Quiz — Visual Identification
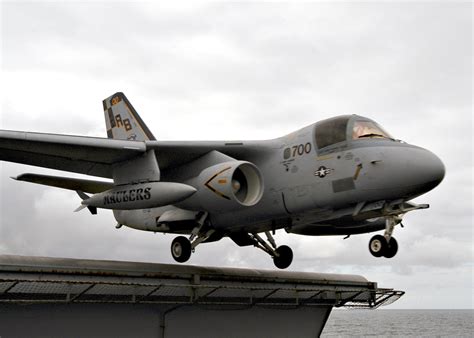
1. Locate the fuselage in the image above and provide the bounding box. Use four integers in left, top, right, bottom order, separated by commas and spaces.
116, 114, 445, 236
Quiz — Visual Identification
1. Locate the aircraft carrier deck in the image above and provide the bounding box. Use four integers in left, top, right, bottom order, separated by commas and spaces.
0, 255, 403, 337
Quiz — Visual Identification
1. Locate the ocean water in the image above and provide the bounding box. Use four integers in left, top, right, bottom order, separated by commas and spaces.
321, 309, 473, 337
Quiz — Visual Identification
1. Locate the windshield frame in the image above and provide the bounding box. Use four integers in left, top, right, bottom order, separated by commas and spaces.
314, 116, 351, 155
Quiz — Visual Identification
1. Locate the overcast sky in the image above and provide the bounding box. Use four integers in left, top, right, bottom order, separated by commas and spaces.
0, 1, 472, 309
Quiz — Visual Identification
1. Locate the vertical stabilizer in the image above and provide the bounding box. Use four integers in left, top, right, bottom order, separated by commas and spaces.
103, 92, 156, 141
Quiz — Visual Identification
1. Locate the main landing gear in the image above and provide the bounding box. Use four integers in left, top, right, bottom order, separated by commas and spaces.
250, 231, 294, 269
170, 230, 294, 269
171, 236, 192, 263
170, 212, 215, 263
168, 212, 293, 268
369, 216, 400, 258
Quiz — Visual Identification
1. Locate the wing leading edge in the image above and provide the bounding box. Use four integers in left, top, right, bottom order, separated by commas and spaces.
0, 130, 272, 178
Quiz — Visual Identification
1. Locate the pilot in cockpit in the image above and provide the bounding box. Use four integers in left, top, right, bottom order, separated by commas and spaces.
352, 120, 393, 140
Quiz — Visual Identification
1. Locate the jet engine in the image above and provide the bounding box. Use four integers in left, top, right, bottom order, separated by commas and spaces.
178, 161, 264, 213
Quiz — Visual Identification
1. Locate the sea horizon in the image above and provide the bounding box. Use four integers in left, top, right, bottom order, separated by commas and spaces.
333, 308, 473, 310
322, 309, 473, 337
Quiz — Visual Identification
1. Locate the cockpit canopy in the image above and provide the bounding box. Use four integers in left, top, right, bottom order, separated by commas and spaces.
352, 120, 393, 140
315, 115, 394, 152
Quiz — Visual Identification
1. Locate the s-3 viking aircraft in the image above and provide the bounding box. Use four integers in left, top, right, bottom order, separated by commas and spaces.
0, 93, 445, 268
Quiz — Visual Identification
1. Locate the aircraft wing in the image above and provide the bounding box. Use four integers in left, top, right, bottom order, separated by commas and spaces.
0, 130, 146, 178
0, 130, 272, 178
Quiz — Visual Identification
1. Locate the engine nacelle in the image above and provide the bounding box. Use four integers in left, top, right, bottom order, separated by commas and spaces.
178, 161, 264, 213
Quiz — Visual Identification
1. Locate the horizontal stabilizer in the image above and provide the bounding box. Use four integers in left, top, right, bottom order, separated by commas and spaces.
13, 173, 113, 194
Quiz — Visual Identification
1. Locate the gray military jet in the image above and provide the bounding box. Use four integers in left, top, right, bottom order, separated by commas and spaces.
0, 93, 445, 268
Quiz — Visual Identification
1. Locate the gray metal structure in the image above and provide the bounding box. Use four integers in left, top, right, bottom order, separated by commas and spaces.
0, 92, 445, 268
0, 255, 403, 338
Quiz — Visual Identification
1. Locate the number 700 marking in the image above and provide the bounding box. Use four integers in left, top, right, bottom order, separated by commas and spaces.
284, 142, 312, 159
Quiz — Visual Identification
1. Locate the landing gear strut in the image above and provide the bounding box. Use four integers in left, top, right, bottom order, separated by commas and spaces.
170, 212, 215, 263
250, 231, 293, 269
369, 216, 400, 258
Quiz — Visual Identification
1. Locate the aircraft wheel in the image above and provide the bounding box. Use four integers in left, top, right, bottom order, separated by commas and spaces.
383, 237, 398, 258
273, 245, 293, 269
171, 236, 192, 263
369, 235, 387, 258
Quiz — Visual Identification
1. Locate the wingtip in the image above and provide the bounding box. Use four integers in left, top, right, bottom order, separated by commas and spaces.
74, 205, 87, 212
11, 173, 28, 181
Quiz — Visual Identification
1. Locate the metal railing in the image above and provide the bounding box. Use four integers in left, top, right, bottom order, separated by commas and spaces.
0, 278, 403, 308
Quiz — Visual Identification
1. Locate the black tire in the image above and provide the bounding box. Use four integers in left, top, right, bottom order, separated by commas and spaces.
273, 245, 293, 269
383, 237, 398, 258
171, 236, 192, 263
369, 235, 387, 258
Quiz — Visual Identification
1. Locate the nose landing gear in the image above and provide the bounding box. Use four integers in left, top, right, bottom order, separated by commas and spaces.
369, 216, 400, 258
369, 235, 398, 258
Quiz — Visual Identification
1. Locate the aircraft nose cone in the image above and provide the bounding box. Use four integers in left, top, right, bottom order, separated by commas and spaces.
410, 148, 445, 192
361, 145, 445, 201
428, 151, 445, 186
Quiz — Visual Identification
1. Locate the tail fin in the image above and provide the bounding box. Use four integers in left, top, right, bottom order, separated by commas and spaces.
102, 92, 156, 141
